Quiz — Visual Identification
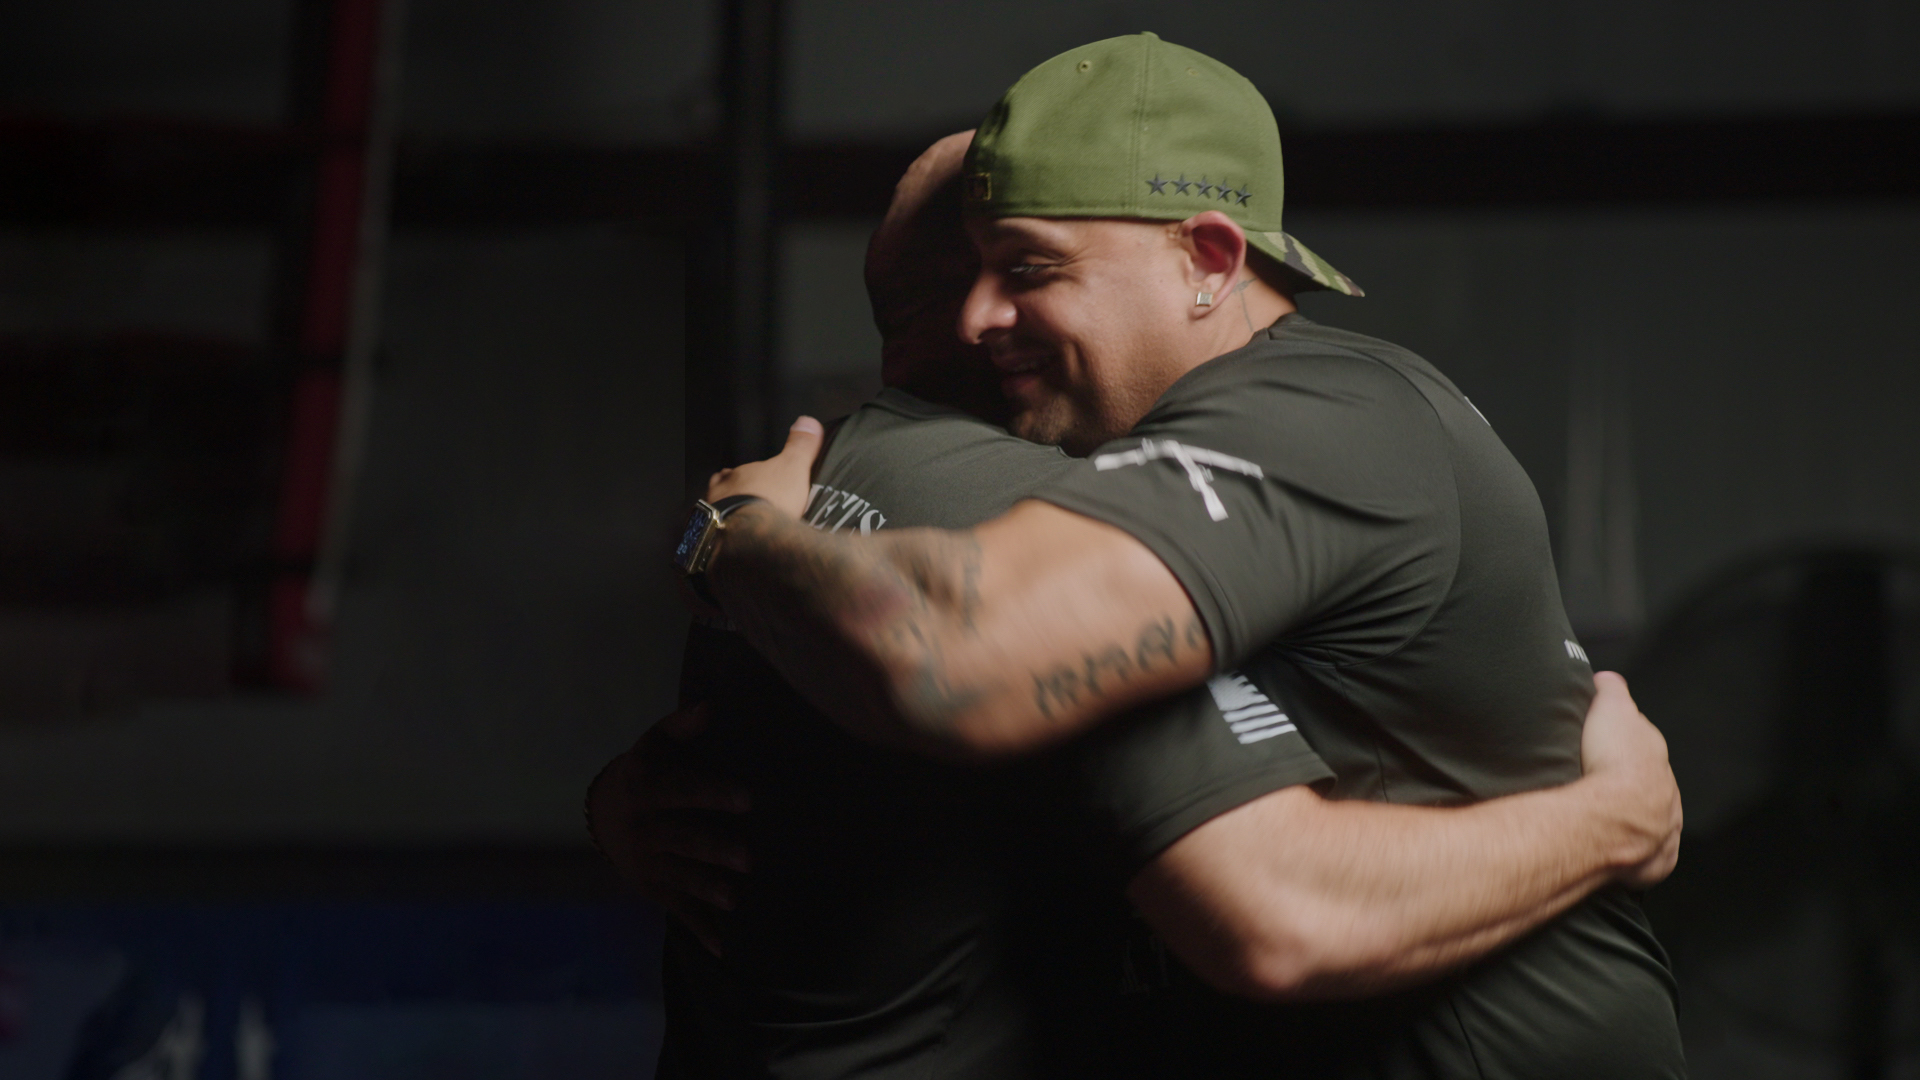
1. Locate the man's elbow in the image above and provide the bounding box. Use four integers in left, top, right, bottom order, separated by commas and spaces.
876, 679, 1045, 760
1206, 924, 1326, 1003
814, 646, 1019, 759
864, 650, 1055, 759
1191, 908, 1397, 1004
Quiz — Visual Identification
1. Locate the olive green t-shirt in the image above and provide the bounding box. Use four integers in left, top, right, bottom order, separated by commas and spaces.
805, 389, 1336, 871
660, 389, 1335, 1080
1036, 314, 1685, 1078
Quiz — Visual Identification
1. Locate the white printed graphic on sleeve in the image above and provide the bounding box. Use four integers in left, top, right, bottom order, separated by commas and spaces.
1206, 671, 1296, 745
1092, 439, 1264, 522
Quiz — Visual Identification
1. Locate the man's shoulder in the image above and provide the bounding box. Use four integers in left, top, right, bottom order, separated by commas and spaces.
1268, 314, 1420, 363
1158, 317, 1433, 415
815, 389, 1076, 533
1147, 318, 1453, 466
836, 389, 1069, 468
1255, 316, 1457, 399
840, 389, 1008, 443
849, 387, 981, 425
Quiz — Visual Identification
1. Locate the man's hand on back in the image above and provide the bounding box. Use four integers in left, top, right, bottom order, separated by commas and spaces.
1578, 671, 1683, 888
587, 703, 753, 956
709, 417, 824, 514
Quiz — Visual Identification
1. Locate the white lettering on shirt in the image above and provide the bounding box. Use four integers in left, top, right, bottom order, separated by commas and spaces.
1092, 439, 1263, 522
804, 483, 887, 535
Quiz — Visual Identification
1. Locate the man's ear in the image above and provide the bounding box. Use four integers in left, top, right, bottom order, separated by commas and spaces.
1179, 212, 1249, 305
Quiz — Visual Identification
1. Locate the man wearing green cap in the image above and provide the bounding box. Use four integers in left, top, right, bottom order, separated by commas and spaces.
615, 132, 1679, 1079
688, 33, 1685, 1078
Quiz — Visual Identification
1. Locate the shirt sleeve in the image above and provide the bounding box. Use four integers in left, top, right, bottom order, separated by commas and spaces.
1053, 663, 1334, 877
1032, 349, 1459, 670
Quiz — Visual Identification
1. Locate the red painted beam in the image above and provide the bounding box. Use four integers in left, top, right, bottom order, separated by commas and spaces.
267, 0, 389, 690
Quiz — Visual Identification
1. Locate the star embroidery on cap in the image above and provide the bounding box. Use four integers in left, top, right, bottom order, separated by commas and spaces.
1234, 186, 1252, 205
1216, 183, 1234, 202
1196, 176, 1215, 198
1145, 174, 1169, 195
1171, 174, 1192, 195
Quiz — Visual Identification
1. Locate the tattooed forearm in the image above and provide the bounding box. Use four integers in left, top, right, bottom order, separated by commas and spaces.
710, 501, 1213, 755
887, 527, 987, 632
710, 503, 1003, 750
1032, 613, 1208, 720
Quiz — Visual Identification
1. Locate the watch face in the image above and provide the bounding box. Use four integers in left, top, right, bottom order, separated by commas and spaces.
674, 504, 717, 570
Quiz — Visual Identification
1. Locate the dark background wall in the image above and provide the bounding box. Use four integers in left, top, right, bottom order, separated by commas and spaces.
3, 0, 1915, 842
0, 1, 1916, 1077
0, 0, 702, 843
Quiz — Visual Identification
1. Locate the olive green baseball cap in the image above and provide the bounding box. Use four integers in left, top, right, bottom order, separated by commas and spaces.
962, 32, 1362, 296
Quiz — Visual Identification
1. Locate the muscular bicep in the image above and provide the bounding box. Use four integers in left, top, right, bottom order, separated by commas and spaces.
1126, 785, 1332, 1000
1127, 785, 1489, 1001
936, 500, 1213, 751
1128, 769, 1633, 1002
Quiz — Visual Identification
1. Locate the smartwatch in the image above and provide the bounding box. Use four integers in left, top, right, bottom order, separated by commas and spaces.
672, 494, 766, 604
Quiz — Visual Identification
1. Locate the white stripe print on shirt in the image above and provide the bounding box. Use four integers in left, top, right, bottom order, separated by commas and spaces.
1206, 671, 1296, 745
1092, 439, 1264, 522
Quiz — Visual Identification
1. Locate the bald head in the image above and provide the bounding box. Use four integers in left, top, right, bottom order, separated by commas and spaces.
867, 130, 971, 328
865, 131, 1006, 424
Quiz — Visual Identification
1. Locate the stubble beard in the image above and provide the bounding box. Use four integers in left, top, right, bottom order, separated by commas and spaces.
1008, 401, 1071, 449
1009, 396, 1123, 457
1003, 344, 1166, 455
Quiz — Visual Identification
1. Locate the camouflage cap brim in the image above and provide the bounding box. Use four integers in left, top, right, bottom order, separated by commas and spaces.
1251, 230, 1365, 297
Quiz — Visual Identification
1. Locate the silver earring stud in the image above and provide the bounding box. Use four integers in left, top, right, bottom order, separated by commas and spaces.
1195, 291, 1214, 307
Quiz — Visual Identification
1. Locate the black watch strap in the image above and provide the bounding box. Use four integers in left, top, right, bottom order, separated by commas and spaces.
708, 494, 766, 519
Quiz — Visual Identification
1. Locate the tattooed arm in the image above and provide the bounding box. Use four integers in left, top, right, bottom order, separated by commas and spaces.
710, 497, 1212, 756
702, 421, 1211, 756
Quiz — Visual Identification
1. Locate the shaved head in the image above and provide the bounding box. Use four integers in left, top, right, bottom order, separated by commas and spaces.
865, 131, 1006, 424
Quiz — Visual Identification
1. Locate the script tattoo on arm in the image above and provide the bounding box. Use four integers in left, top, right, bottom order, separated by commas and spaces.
709, 501, 1213, 755
1031, 613, 1208, 720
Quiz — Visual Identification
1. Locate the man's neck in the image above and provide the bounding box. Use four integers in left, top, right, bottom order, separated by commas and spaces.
1178, 280, 1296, 382
1082, 285, 1297, 454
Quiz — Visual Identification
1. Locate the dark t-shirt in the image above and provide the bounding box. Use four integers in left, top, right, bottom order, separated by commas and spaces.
658, 389, 1334, 1080
1036, 314, 1685, 1078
